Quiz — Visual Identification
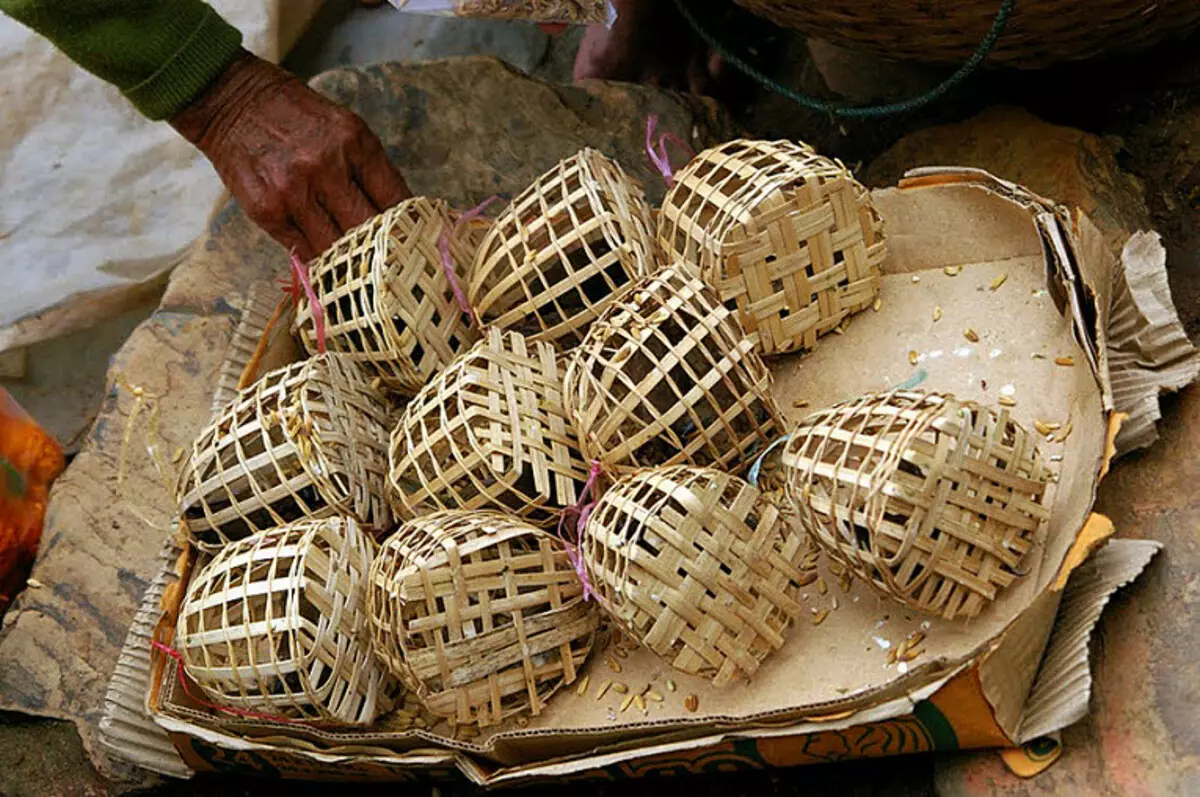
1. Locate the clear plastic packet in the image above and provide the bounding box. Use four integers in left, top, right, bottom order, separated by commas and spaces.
386, 0, 617, 26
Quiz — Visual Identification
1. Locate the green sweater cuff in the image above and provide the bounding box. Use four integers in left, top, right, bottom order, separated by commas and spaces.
124, 6, 244, 120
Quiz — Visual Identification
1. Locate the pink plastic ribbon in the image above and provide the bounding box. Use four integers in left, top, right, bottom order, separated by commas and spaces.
558, 460, 603, 602
288, 250, 326, 354
438, 196, 501, 327
645, 115, 695, 188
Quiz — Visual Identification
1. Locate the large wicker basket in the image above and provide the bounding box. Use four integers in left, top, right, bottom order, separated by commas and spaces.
583, 466, 811, 686
735, 0, 1200, 69
294, 197, 484, 396
367, 510, 599, 727
389, 328, 588, 526
468, 149, 657, 346
658, 139, 885, 357
176, 353, 394, 552
175, 517, 398, 726
782, 391, 1052, 620
564, 266, 784, 475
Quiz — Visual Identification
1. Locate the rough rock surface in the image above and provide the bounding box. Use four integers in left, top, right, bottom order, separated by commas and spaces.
868, 106, 1153, 252
0, 55, 736, 779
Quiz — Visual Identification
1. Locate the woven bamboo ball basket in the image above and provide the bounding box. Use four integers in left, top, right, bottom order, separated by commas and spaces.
294, 197, 484, 396
177, 353, 394, 553
468, 149, 657, 346
782, 391, 1053, 620
735, 0, 1200, 68
658, 139, 885, 357
367, 510, 599, 727
389, 327, 588, 525
564, 266, 784, 475
583, 466, 809, 686
175, 517, 399, 726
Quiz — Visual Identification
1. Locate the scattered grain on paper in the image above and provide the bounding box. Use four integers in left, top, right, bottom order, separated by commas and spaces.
812, 609, 830, 626
25, 578, 43, 589
793, 399, 810, 409
887, 647, 899, 665
634, 695, 647, 713
665, 679, 677, 693
932, 306, 943, 322
988, 273, 1008, 291
912, 275, 921, 283
607, 657, 623, 673
171, 446, 186, 464
684, 694, 700, 712
1031, 352, 1047, 360
908, 350, 920, 366
1050, 454, 1064, 463
963, 328, 980, 343
576, 675, 590, 696
831, 597, 840, 611
619, 693, 636, 713
943, 265, 962, 276
646, 690, 664, 703
595, 680, 611, 701
901, 647, 924, 662
873, 297, 883, 312
1055, 356, 1076, 367
1034, 420, 1060, 436
998, 396, 1017, 407
613, 646, 628, 659
611, 682, 629, 694
1054, 421, 1074, 443
817, 577, 828, 595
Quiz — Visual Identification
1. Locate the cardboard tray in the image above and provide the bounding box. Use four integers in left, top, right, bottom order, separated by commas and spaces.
99, 168, 1191, 784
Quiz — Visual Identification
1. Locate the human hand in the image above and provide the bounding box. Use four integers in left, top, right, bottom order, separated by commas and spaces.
171, 50, 411, 260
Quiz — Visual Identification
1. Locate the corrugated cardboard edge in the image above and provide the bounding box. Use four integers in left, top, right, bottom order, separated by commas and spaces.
1105, 231, 1200, 454
1016, 538, 1163, 742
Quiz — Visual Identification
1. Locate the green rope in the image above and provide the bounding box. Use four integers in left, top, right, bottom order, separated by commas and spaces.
672, 0, 1016, 118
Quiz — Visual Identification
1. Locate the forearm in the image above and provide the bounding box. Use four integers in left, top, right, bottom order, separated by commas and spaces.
0, 0, 243, 119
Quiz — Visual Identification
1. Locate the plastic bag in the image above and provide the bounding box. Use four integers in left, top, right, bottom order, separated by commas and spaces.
386, 0, 617, 25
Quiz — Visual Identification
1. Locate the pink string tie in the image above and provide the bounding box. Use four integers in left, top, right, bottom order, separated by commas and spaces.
287, 250, 326, 354
645, 115, 695, 188
557, 460, 603, 602
438, 195, 501, 327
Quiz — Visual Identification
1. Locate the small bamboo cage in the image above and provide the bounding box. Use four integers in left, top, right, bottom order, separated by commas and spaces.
658, 139, 885, 356
177, 353, 394, 553
583, 466, 810, 686
564, 266, 783, 475
468, 149, 657, 346
367, 510, 599, 727
294, 197, 484, 396
175, 518, 398, 726
782, 391, 1053, 620
389, 328, 588, 525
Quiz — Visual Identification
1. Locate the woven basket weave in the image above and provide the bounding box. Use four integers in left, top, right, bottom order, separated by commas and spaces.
177, 353, 394, 553
735, 0, 1200, 69
782, 391, 1052, 620
389, 328, 588, 526
175, 518, 398, 726
294, 197, 484, 396
469, 149, 657, 346
583, 466, 809, 686
367, 510, 599, 727
564, 266, 783, 475
658, 139, 885, 356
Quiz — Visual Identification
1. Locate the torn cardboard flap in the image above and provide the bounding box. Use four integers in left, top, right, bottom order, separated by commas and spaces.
100, 168, 1181, 782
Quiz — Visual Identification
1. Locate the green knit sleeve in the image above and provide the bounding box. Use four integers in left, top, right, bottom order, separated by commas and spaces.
0, 0, 244, 120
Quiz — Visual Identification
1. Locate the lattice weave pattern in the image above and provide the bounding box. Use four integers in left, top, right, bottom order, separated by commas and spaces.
659, 139, 885, 356
177, 353, 394, 553
469, 149, 657, 346
564, 266, 783, 475
367, 510, 598, 726
783, 391, 1052, 620
389, 328, 588, 526
584, 466, 807, 686
175, 518, 398, 725
294, 198, 483, 396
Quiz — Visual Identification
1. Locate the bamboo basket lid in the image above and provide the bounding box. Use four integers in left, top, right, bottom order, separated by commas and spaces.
583, 466, 812, 687
175, 517, 399, 726
294, 197, 484, 396
564, 266, 784, 475
176, 353, 394, 553
367, 510, 599, 727
469, 149, 657, 346
783, 391, 1053, 620
389, 327, 588, 526
658, 139, 885, 356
